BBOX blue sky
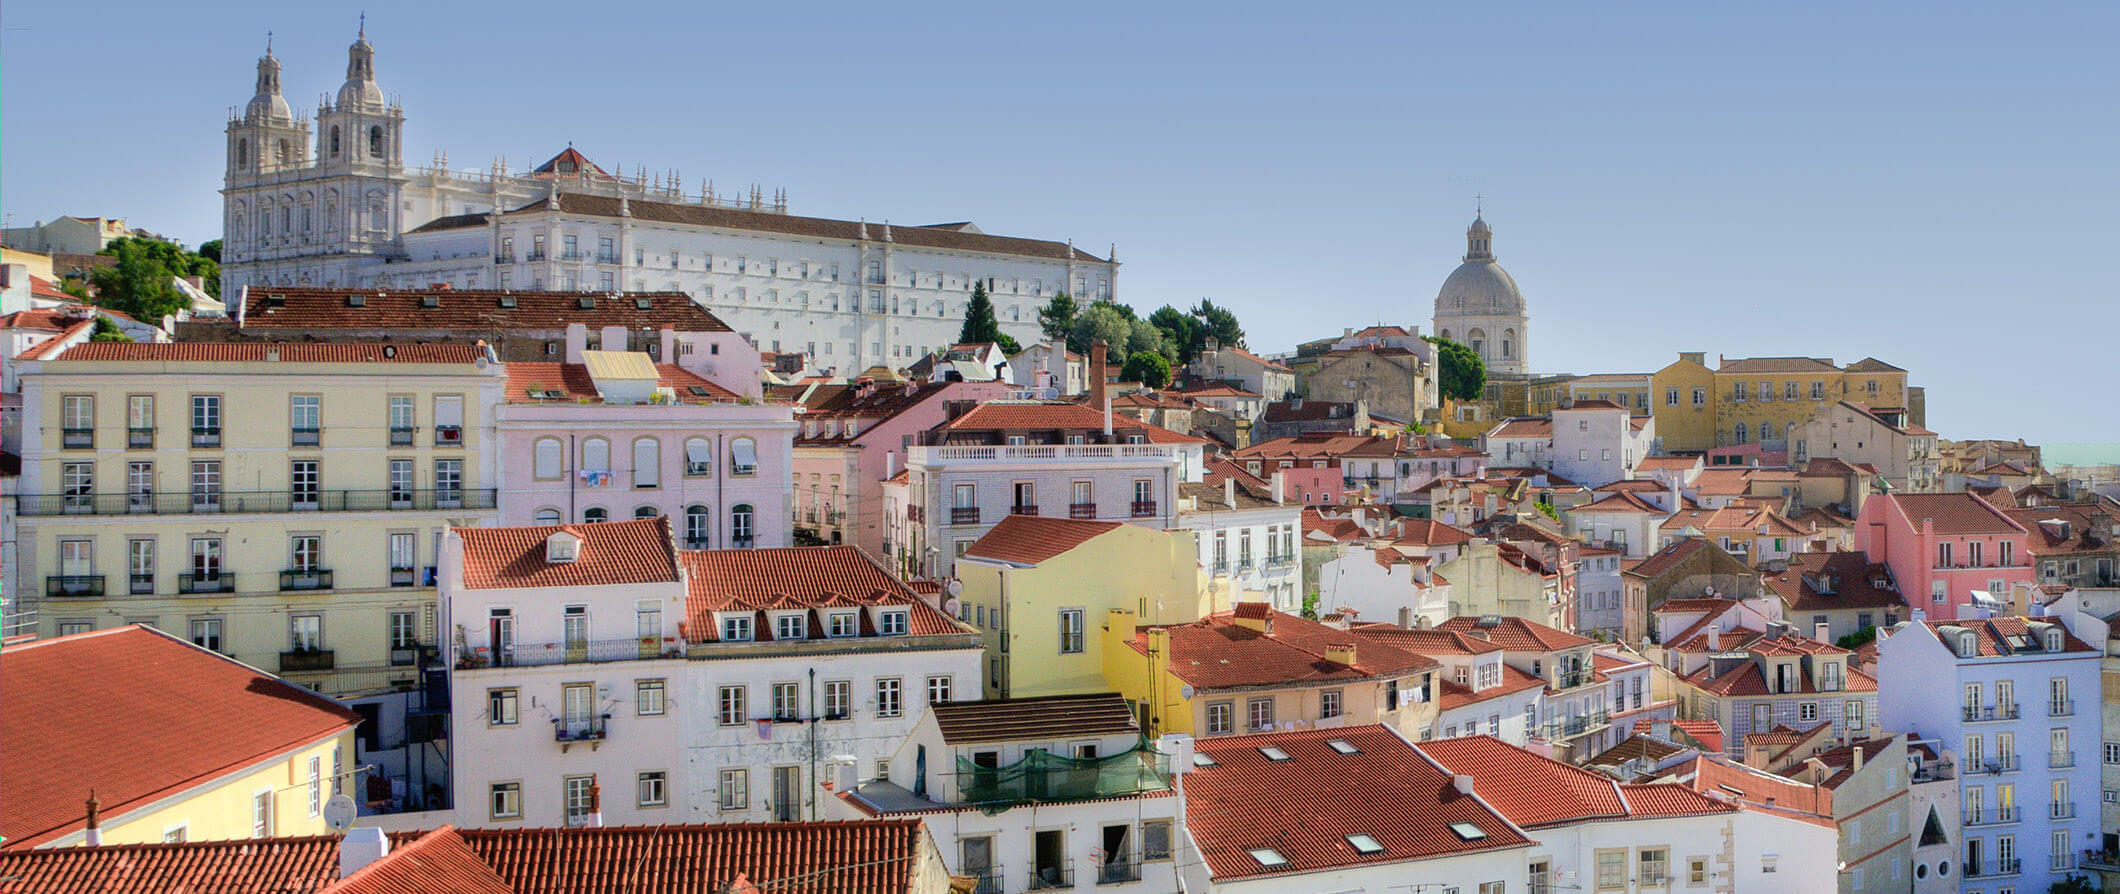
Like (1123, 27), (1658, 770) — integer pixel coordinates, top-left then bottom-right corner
(3, 2), (2113, 451)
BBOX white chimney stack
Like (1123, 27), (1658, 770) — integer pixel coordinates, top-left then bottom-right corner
(339, 827), (390, 878)
(1453, 774), (1475, 796)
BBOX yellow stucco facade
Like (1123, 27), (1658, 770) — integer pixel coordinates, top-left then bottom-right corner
(1649, 353), (1718, 453)
(45, 732), (355, 847)
(955, 524), (1217, 699)
(13, 351), (505, 697)
(1649, 353), (1911, 453)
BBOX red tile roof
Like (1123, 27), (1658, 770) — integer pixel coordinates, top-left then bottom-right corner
(935, 400), (1204, 444)
(0, 835), (342, 893)
(929, 693), (1138, 744)
(454, 518), (680, 591)
(790, 380), (969, 445)
(1433, 616), (1594, 653)
(1394, 518), (1476, 547)
(2001, 504), (2120, 557)
(961, 514), (1124, 566)
(1, 626), (360, 848)
(1574, 491), (1666, 514)
(1917, 616), (2099, 657)
(1186, 726), (1532, 880)
(504, 362), (739, 403)
(677, 546), (966, 641)
(1878, 493), (2028, 536)
(1486, 417), (1553, 439)
(1764, 551), (1908, 612)
(329, 827), (513, 894)
(1638, 455), (1703, 471)
(1434, 664), (1548, 710)
(1134, 611), (1437, 691)
(1214, 346), (1290, 372)
(1232, 433), (1383, 460)
(1667, 754), (1835, 824)
(235, 287), (735, 332)
(47, 342), (488, 364)
(1350, 626), (1505, 656)
(1417, 735), (1733, 827)
(456, 820), (936, 894)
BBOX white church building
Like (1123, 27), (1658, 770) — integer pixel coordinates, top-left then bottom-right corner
(1431, 213), (1530, 376)
(218, 26), (1117, 375)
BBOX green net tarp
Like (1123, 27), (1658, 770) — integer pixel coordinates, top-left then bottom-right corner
(957, 738), (1172, 814)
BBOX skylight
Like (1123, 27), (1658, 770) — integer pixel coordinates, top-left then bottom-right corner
(1248, 848), (1289, 869)
(1327, 739), (1360, 755)
(1257, 746), (1292, 761)
(1346, 834), (1385, 854)
(1447, 822), (1488, 842)
(1192, 753), (1218, 768)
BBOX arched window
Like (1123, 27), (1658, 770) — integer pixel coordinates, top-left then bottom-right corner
(329, 126), (341, 157)
(684, 438), (712, 477)
(729, 437), (758, 477)
(634, 505), (659, 520)
(1760, 421), (1773, 444)
(236, 139), (248, 168)
(632, 437), (660, 488)
(731, 504), (755, 547)
(1734, 422), (1748, 444)
(582, 438), (610, 474)
(368, 125), (384, 158)
(369, 202), (387, 233)
(1438, 329), (1451, 342)
(1502, 328), (1516, 359)
(232, 212), (247, 245)
(533, 438), (563, 479)
(278, 139), (291, 164)
(535, 508), (562, 525)
(583, 507), (609, 523)
(1468, 328), (1487, 358)
(684, 504), (710, 548)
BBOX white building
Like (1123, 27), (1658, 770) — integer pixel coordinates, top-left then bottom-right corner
(1483, 400), (1655, 490)
(1174, 476), (1303, 612)
(219, 29), (1116, 378)
(1431, 214), (1530, 376)
(828, 693), (1183, 894)
(1434, 615), (1623, 761)
(440, 518), (983, 829)
(1314, 542), (1453, 628)
(1577, 547), (1628, 637)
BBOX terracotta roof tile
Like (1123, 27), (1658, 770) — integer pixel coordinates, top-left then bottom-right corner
(1134, 611), (1436, 690)
(930, 693), (1136, 744)
(1668, 755), (1835, 824)
(1232, 433), (1383, 460)
(1574, 491), (1666, 514)
(13, 318), (94, 360)
(1, 627), (361, 847)
(0, 835), (342, 893)
(1764, 552), (1907, 612)
(1638, 455), (1703, 471)
(937, 400), (1204, 444)
(1433, 616), (1594, 653)
(454, 518), (680, 591)
(1487, 417), (1554, 439)
(1882, 493), (2028, 536)
(48, 342), (488, 364)
(328, 828), (513, 894)
(1420, 736), (1702, 827)
(678, 546), (966, 641)
(1434, 664), (1547, 711)
(1715, 356), (1840, 374)
(455, 819), (935, 894)
(1186, 726), (1532, 880)
(1919, 616), (2099, 657)
(235, 287), (734, 332)
(505, 362), (739, 403)
(961, 514), (1124, 565)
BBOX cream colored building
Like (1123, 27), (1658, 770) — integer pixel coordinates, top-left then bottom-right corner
(12, 341), (503, 698)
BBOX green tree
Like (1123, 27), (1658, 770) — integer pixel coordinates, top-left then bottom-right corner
(89, 237), (221, 320)
(1123, 350), (1171, 388)
(1148, 305), (1201, 364)
(1069, 302), (1133, 356)
(1036, 293), (1078, 342)
(197, 239), (223, 264)
(2049, 875), (2097, 894)
(957, 280), (1005, 347)
(1424, 335), (1487, 404)
(1191, 298), (1245, 353)
(88, 316), (133, 343)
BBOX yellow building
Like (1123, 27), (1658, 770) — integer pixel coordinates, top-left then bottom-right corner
(3, 625), (360, 848)
(955, 514), (1217, 698)
(11, 342), (504, 697)
(1649, 352), (1718, 452)
(1566, 373), (1652, 415)
(1712, 356), (1911, 451)
(1101, 604), (1439, 742)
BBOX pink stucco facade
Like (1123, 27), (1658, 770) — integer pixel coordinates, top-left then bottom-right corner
(791, 380), (1006, 557)
(1855, 494), (2031, 620)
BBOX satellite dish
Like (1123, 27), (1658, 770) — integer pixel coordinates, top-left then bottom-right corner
(323, 793), (357, 832)
(1180, 685), (1196, 700)
(945, 579), (964, 597)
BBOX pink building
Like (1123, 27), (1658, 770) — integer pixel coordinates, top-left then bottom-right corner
(786, 377), (1007, 556)
(495, 325), (794, 548)
(1854, 492), (2032, 620)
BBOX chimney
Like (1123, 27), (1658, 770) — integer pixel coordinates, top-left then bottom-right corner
(1225, 476), (1236, 508)
(1089, 339), (1109, 414)
(1852, 746), (1865, 772)
(1232, 602), (1271, 633)
(588, 780), (604, 828)
(1397, 606), (1414, 629)
(835, 758), (859, 792)
(1323, 642), (1357, 666)
(1271, 470), (1286, 506)
(1708, 628), (1719, 652)
(83, 791), (102, 847)
(339, 827), (390, 878)
(1109, 608), (1138, 641)
(600, 324), (628, 354)
(1813, 621), (1830, 643)
(1453, 774), (1475, 796)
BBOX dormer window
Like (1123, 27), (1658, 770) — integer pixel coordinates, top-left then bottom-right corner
(2044, 629), (2063, 651)
(1959, 632), (1978, 658)
(775, 613), (807, 641)
(828, 612), (857, 638)
(722, 615), (754, 642)
(545, 531), (581, 564)
(878, 610), (909, 636)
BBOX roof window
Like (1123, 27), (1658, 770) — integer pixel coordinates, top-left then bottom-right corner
(1192, 753), (1217, 768)
(420, 295), (440, 308)
(1447, 822), (1488, 842)
(498, 295), (517, 308)
(1326, 739), (1360, 755)
(1257, 746), (1291, 761)
(1345, 834), (1385, 854)
(1247, 848), (1288, 869)
(345, 294), (365, 307)
(545, 530), (581, 563)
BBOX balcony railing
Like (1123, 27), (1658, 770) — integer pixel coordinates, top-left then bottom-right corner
(2051, 801), (2076, 820)
(1070, 502), (1096, 519)
(129, 573), (154, 595)
(913, 444), (1186, 464)
(1540, 710), (1611, 741)
(526, 249), (547, 261)
(1981, 755), (2020, 774)
(1962, 704), (2019, 722)
(62, 427), (93, 449)
(2050, 699), (2075, 717)
(494, 252), (514, 264)
(180, 573), (235, 594)
(1966, 857), (2021, 878)
(389, 426), (415, 446)
(192, 427), (221, 447)
(1555, 670), (1593, 690)
(280, 569), (334, 591)
(560, 249), (588, 262)
(1913, 758), (1956, 782)
(2051, 751), (2075, 768)
(2081, 850), (2120, 871)
(552, 714), (611, 745)
(1265, 554), (1296, 569)
(46, 575), (105, 597)
(595, 252), (620, 264)
(127, 427), (154, 448)
(1131, 500), (1158, 518)
(967, 872), (1001, 894)
(279, 649), (335, 672)
(390, 567), (417, 587)
(1027, 865), (1075, 891)
(17, 487), (498, 517)
(434, 425), (464, 446)
(1010, 504), (1039, 516)
(950, 507), (981, 525)
(457, 636), (681, 669)
(1095, 858), (1142, 885)
(1965, 806), (2020, 825)
(291, 427), (321, 446)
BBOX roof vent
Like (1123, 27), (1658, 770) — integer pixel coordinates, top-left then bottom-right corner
(382, 345), (397, 359)
(420, 295), (440, 309)
(579, 296), (597, 310)
(345, 295), (366, 307)
(498, 295), (517, 309)
(1452, 774), (1474, 796)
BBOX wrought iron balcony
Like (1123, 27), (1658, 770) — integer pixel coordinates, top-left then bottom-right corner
(1131, 500), (1158, 518)
(179, 573), (235, 594)
(127, 427), (154, 448)
(291, 426), (321, 446)
(967, 872), (1001, 894)
(595, 252), (621, 264)
(1095, 857), (1142, 885)
(129, 573), (154, 595)
(1912, 758), (1956, 782)
(1070, 502), (1097, 519)
(1965, 857), (2020, 878)
(389, 426), (415, 446)
(2052, 801), (2076, 820)
(950, 507), (981, 525)
(2050, 699), (2074, 717)
(2051, 750), (2075, 768)
(458, 636), (679, 669)
(390, 566), (418, 587)
(526, 249), (547, 261)
(16, 487), (497, 517)
(279, 649), (335, 672)
(1964, 806), (2019, 825)
(191, 427), (222, 447)
(280, 569), (334, 591)
(433, 425), (464, 446)
(1962, 703), (2019, 722)
(62, 427), (93, 449)
(1027, 865), (1075, 891)
(46, 575), (105, 597)
(552, 714), (611, 746)
(2081, 850), (2120, 871)
(1010, 504), (1039, 516)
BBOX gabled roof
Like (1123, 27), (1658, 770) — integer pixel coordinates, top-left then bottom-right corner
(1186, 726), (1532, 881)
(2002, 503), (2120, 556)
(1433, 616), (1593, 653)
(43, 342), (487, 364)
(1624, 537), (1738, 581)
(454, 518), (681, 590)
(1638, 455), (1703, 471)
(1232, 432), (1383, 460)
(528, 146), (615, 179)
(678, 546), (966, 640)
(1419, 736), (1733, 827)
(234, 288), (733, 332)
(1844, 357), (1905, 373)
(1394, 518), (1476, 547)
(1257, 399), (1359, 424)
(330, 827), (514, 894)
(1878, 492), (2029, 536)
(1716, 356), (1840, 374)
(505, 362), (738, 403)
(1486, 417), (1553, 439)
(1574, 491), (1666, 514)
(1764, 551), (1906, 612)
(930, 693), (1137, 744)
(1210, 345), (1291, 371)
(1434, 664), (1549, 711)
(1135, 611), (1437, 691)
(0, 835), (342, 893)
(1915, 616), (2098, 657)
(1665, 754), (1835, 824)
(1, 626), (361, 848)
(961, 514), (1124, 566)
(457, 820), (936, 894)
(935, 400), (1204, 444)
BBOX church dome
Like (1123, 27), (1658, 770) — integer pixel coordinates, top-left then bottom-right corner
(1434, 258), (1524, 317)
(336, 29), (385, 110)
(245, 53), (292, 124)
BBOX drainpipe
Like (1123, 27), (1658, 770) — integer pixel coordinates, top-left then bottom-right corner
(717, 432), (727, 547)
(568, 433), (577, 523)
(808, 667), (819, 820)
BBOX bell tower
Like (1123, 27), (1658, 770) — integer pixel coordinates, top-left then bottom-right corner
(225, 37), (309, 179)
(312, 16), (408, 264)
